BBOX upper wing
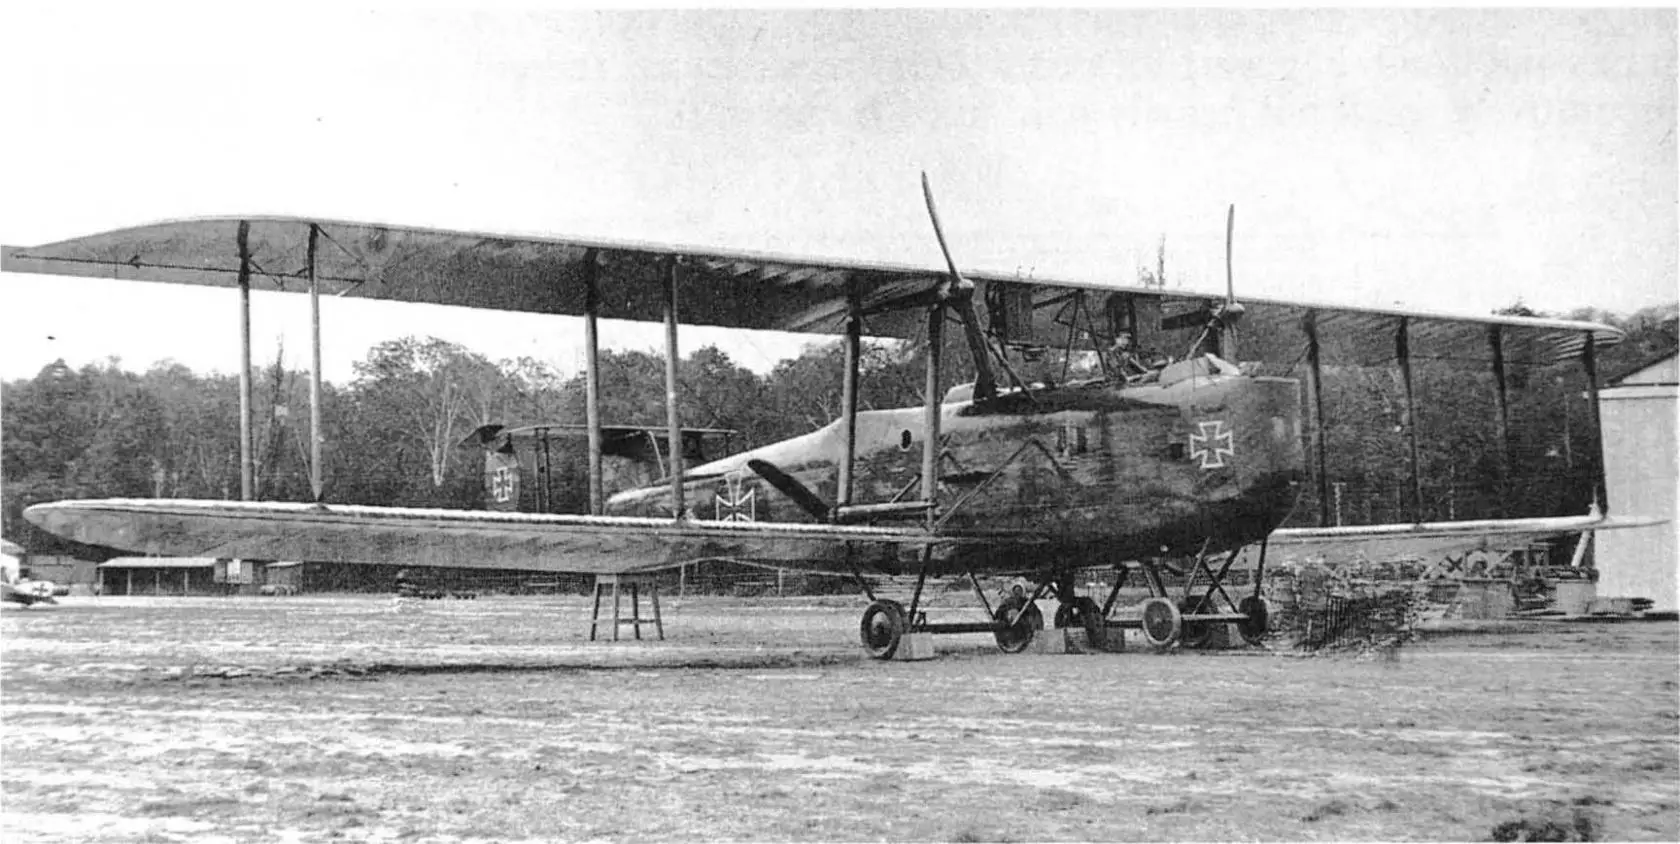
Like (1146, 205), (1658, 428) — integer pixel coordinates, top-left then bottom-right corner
(1, 216), (1621, 363)
(1266, 511), (1664, 562)
(21, 498), (979, 576)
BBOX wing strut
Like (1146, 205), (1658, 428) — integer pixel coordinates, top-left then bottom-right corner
(922, 302), (943, 528)
(1488, 325), (1511, 517)
(1396, 317), (1423, 524)
(837, 281), (862, 508)
(236, 220), (255, 502)
(664, 257), (685, 520)
(1581, 330), (1608, 512)
(306, 223), (324, 502)
(1302, 312), (1330, 526)
(584, 249), (605, 515)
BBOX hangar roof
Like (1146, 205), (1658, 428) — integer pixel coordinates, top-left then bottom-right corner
(99, 557), (220, 569)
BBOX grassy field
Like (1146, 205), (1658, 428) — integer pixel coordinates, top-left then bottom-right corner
(2, 595), (1676, 842)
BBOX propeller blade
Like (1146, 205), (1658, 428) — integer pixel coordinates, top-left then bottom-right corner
(920, 172), (970, 294)
(1222, 203), (1242, 359)
(952, 297), (999, 401)
(1225, 204), (1236, 306)
(747, 459), (830, 522)
(921, 172), (996, 400)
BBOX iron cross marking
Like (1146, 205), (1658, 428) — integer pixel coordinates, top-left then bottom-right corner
(490, 467), (516, 503)
(715, 469), (757, 522)
(1188, 420), (1235, 470)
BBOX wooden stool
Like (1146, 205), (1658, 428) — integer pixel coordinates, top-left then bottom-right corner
(589, 574), (664, 641)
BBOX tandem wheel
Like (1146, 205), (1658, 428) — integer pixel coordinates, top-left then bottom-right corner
(992, 595), (1042, 654)
(1178, 598), (1218, 649)
(1053, 596), (1107, 649)
(860, 599), (907, 660)
(1140, 596), (1182, 648)
(1237, 595), (1271, 646)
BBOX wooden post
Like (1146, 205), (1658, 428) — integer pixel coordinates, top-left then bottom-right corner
(1488, 325), (1511, 516)
(1302, 312), (1330, 526)
(923, 303), (944, 526)
(612, 577), (622, 641)
(583, 249), (604, 516)
(236, 221), (255, 501)
(1395, 317), (1422, 523)
(306, 223), (324, 502)
(664, 257), (685, 519)
(837, 282), (862, 509)
(1581, 331), (1607, 512)
(537, 428), (552, 513)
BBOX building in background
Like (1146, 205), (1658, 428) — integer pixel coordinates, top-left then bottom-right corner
(1595, 351), (1678, 614)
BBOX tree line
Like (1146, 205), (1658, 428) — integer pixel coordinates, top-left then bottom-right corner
(3, 303), (1673, 555)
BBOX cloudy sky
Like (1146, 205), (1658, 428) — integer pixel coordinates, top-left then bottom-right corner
(1, 7), (1673, 383)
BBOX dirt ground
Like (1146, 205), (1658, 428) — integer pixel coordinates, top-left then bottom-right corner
(2, 594), (1676, 842)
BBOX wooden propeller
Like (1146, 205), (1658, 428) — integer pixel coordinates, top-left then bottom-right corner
(920, 172), (998, 402)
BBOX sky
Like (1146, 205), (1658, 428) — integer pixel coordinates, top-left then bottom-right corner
(1, 6), (1674, 385)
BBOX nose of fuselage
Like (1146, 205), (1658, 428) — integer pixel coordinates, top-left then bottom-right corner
(1223, 375), (1307, 528)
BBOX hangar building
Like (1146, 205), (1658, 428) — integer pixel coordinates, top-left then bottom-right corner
(1595, 352), (1678, 613)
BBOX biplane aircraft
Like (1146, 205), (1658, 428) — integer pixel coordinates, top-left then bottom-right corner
(2, 538), (62, 607)
(5, 176), (1636, 657)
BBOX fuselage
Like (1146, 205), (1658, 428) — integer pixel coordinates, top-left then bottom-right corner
(607, 362), (1305, 572)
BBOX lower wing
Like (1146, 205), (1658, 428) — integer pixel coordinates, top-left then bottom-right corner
(22, 498), (971, 576)
(1266, 511), (1663, 561)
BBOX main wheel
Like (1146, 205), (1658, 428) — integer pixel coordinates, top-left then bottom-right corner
(992, 596), (1043, 654)
(1140, 597), (1182, 648)
(860, 600), (907, 660)
(1237, 595), (1271, 646)
(1053, 596), (1107, 649)
(1179, 597), (1217, 649)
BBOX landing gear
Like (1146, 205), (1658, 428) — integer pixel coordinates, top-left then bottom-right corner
(1179, 597), (1218, 649)
(860, 599), (907, 659)
(852, 537), (1273, 659)
(1140, 597), (1182, 648)
(993, 595), (1042, 653)
(1237, 595), (1270, 646)
(1054, 595), (1106, 649)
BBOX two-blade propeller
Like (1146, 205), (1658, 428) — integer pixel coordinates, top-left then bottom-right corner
(1218, 203), (1244, 359)
(1161, 203), (1244, 359)
(745, 175), (1021, 525)
(920, 172), (999, 402)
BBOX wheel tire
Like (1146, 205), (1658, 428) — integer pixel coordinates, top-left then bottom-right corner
(1140, 597), (1182, 648)
(1179, 597), (1215, 649)
(859, 600), (907, 660)
(1237, 595), (1271, 646)
(993, 596), (1042, 654)
(1054, 596), (1107, 650)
